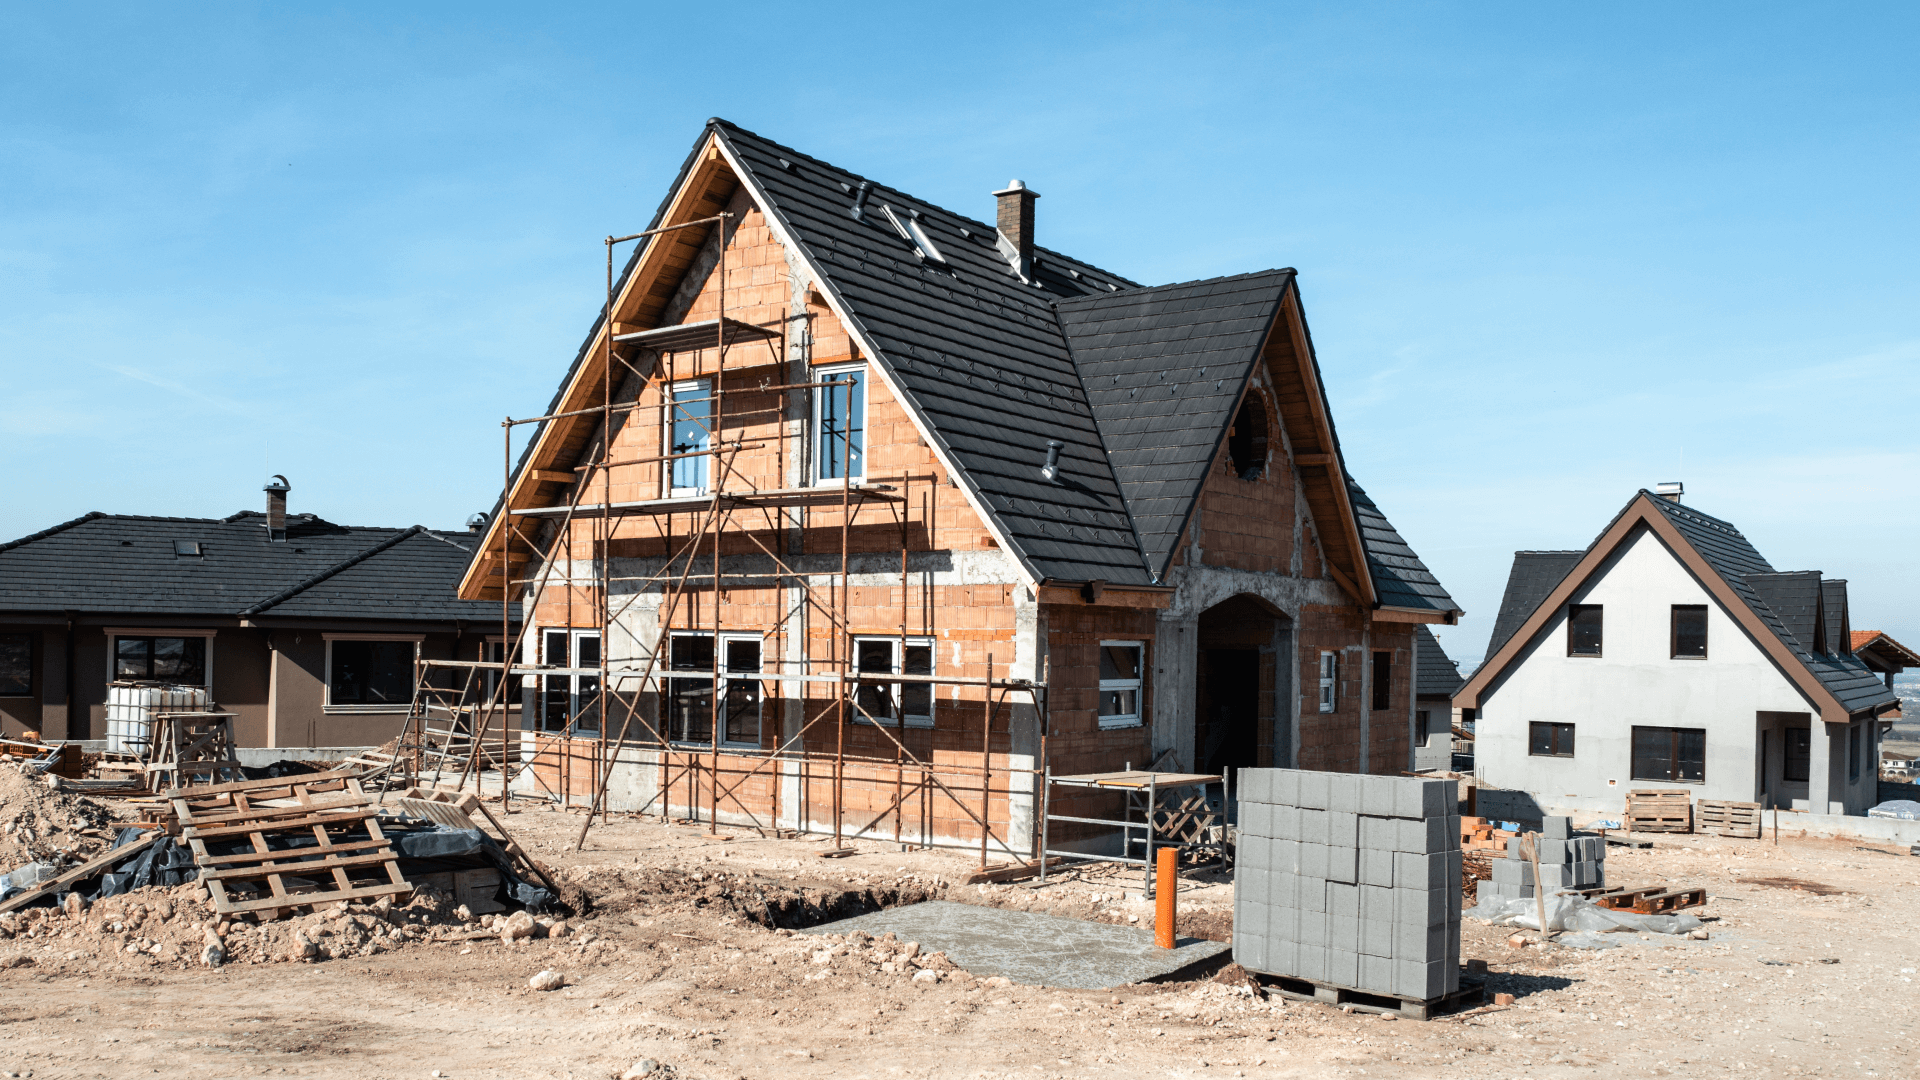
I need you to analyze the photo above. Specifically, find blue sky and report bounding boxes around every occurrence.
[3,3,1915,661]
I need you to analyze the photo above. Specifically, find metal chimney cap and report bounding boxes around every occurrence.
[465,513,489,531]
[263,474,291,493]
[993,179,1039,198]
[1655,481,1684,503]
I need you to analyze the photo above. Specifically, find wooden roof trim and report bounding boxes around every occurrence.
[457,134,738,600]
[1452,492,1848,722]
[1277,283,1375,607]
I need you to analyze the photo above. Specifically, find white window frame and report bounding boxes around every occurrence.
[812,362,868,486]
[479,636,521,708]
[1098,640,1146,730]
[666,378,713,497]
[320,633,423,713]
[665,631,765,748]
[1318,651,1338,714]
[539,628,602,734]
[104,627,217,690]
[852,635,935,728]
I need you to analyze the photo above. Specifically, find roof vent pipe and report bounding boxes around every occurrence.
[466,513,489,533]
[993,179,1040,282]
[1040,440,1063,484]
[263,475,291,543]
[849,180,870,221]
[1655,481,1683,504]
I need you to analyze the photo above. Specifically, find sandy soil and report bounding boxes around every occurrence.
[2,800,1918,1079]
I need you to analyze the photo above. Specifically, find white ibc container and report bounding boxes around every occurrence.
[105,683,207,756]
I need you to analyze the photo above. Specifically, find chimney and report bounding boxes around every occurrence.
[993,179,1039,281]
[263,474,290,542]
[1655,481,1683,504]
[466,512,489,534]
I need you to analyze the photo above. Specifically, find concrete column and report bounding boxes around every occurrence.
[1153,614,1198,771]
[1005,590,1044,853]
[1809,720,1833,814]
[1357,625,1372,773]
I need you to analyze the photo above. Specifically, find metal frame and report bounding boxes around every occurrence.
[1038,767,1228,897]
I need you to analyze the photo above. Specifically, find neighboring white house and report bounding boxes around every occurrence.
[1413,624,1463,773]
[1454,486,1897,816]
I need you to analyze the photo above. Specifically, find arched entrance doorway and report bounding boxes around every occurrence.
[1194,595,1291,775]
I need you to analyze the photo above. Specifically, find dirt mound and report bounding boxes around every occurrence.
[0,761,131,873]
[565,864,943,930]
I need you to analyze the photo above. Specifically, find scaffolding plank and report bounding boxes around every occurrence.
[513,483,902,520]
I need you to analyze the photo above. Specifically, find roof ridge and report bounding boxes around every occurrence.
[417,529,474,553]
[0,510,107,553]
[239,525,428,615]
[1053,267,1297,309]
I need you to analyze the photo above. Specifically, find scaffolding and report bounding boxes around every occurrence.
[397,214,1050,868]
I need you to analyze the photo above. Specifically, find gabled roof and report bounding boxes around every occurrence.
[1415,625,1464,697]
[1854,630,1920,669]
[1349,481,1459,616]
[1485,552,1584,657]
[0,511,500,623]
[460,120,1457,617]
[1457,491,1897,722]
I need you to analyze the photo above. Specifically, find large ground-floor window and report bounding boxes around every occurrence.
[112,634,210,686]
[0,633,32,696]
[666,633,762,746]
[1784,727,1810,782]
[325,637,419,709]
[1631,725,1705,783]
[853,636,933,728]
[540,629,600,733]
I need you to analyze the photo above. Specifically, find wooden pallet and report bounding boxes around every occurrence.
[1696,799,1762,839]
[1626,790,1692,833]
[392,787,559,899]
[1250,971,1485,1021]
[1630,886,1705,913]
[169,771,413,916]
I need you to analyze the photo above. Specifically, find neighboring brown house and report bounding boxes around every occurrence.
[1853,631,1917,725]
[458,120,1459,852]
[0,480,514,750]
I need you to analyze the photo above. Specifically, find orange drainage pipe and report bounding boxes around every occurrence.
[1154,846,1177,949]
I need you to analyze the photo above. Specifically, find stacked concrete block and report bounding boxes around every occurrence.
[1479,815,1606,903]
[1234,769,1462,1002]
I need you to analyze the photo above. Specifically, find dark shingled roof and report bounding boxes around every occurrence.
[1486,551,1584,657]
[0,511,501,623]
[1349,481,1459,615]
[1821,579,1850,655]
[1415,625,1464,697]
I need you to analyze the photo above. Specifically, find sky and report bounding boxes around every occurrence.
[2,3,1916,662]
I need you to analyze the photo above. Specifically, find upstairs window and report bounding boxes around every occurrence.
[1671,605,1708,658]
[668,379,712,495]
[1567,604,1604,657]
[1317,651,1338,713]
[814,364,866,484]
[1098,641,1145,728]
[1370,651,1392,711]
[114,635,208,686]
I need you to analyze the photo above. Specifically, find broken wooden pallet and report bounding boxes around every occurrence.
[0,834,163,915]
[1629,886,1706,914]
[1625,790,1692,833]
[168,770,413,916]
[1696,799,1762,839]
[391,786,559,899]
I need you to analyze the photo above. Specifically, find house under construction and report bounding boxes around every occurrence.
[451,119,1461,862]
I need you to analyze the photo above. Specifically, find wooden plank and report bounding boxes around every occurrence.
[213,880,414,915]
[173,793,372,826]
[190,837,395,868]
[163,770,361,799]
[0,835,163,914]
[202,850,406,883]
[965,857,1067,884]
[183,809,381,841]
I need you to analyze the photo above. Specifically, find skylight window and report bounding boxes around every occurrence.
[880,204,946,265]
[173,540,202,557]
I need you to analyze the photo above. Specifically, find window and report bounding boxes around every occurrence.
[0,634,30,696]
[1415,709,1432,748]
[1567,605,1603,656]
[666,633,763,745]
[1631,725,1705,783]
[1784,727,1810,783]
[1671,605,1708,659]
[326,639,417,708]
[1099,641,1145,728]
[853,637,934,727]
[1317,652,1338,713]
[172,540,202,558]
[1370,651,1392,711]
[480,639,522,705]
[1529,721,1576,758]
[540,630,600,733]
[814,364,866,484]
[668,379,712,495]
[1849,723,1862,782]
[1226,394,1269,480]
[113,635,208,685]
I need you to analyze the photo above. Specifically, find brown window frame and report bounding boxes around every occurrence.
[1631,725,1705,784]
[1567,604,1603,657]
[1371,651,1392,711]
[0,632,31,697]
[1528,721,1575,758]
[1415,709,1432,747]
[1670,604,1708,659]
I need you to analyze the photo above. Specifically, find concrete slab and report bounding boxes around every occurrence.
[800,901,1232,990]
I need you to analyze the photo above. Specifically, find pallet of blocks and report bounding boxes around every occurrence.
[1625,789,1692,833]
[1695,799,1762,839]
[1232,769,1481,1019]
[1480,815,1606,900]
[168,770,414,916]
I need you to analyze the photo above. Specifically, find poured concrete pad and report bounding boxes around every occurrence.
[800,900,1232,990]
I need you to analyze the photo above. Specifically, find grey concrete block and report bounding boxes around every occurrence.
[1361,884,1397,924]
[1236,836,1268,872]
[1543,814,1570,840]
[1536,837,1569,864]
[1327,810,1359,849]
[1490,859,1531,887]
[1361,774,1399,816]
[1425,816,1455,854]
[1240,867,1271,901]
[1271,768,1300,808]
[1296,770,1330,810]
[1325,947,1359,988]
[1427,779,1458,818]
[1360,919,1394,958]
[1273,838,1300,874]
[1325,880,1360,918]
[1239,768,1273,805]
[1445,956,1460,994]
[1235,934,1267,973]
[1298,842,1329,880]
[1328,913,1359,952]
[1390,775,1423,819]
[1394,817,1425,854]
[1506,838,1526,859]
[1297,909,1327,947]
[1396,885,1448,927]
[1268,871,1297,910]
[1271,804,1300,841]
[1537,863,1570,889]
[1447,881,1462,918]
[1268,939,1298,977]
[1268,904,1298,943]
[1395,920,1446,962]
[1396,851,1444,891]
[1326,843,1358,884]
[1445,849,1463,888]
[1360,847,1396,887]
[1296,808,1328,845]
[1361,953,1397,995]
[1242,802,1273,839]
[1327,772,1362,814]
[1359,814,1396,852]
[1294,943,1326,982]
[1298,877,1327,913]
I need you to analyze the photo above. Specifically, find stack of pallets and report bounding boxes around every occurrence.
[1625,790,1693,833]
[1695,799,1762,839]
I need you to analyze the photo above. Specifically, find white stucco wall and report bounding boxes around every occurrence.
[1476,524,1860,814]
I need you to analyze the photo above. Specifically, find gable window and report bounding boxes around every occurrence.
[1567,604,1603,657]
[668,379,712,495]
[853,637,934,728]
[814,365,866,484]
[1370,651,1392,711]
[540,629,600,733]
[1318,652,1338,713]
[1529,721,1575,757]
[1227,394,1270,480]
[667,633,762,745]
[1671,605,1708,659]
[0,634,31,696]
[1631,725,1705,783]
[325,636,419,709]
[1415,709,1432,747]
[1784,727,1810,783]
[113,635,209,686]
[1098,641,1145,728]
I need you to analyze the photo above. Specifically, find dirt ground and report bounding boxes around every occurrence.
[3,797,1919,1080]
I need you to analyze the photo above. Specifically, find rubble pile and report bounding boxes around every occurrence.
[0,763,126,871]
[789,927,968,984]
